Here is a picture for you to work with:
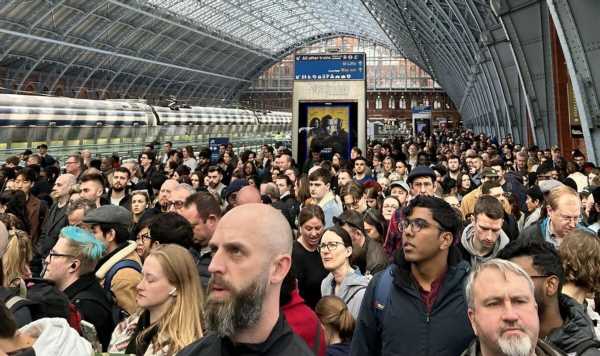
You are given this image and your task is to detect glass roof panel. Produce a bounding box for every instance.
[144,0,392,52]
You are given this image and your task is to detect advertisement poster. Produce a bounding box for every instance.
[298,102,357,164]
[209,137,229,163]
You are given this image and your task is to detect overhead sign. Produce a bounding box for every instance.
[294,53,365,81]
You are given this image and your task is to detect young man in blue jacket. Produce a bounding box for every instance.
[351,196,475,355]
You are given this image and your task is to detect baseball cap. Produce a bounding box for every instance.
[390,180,410,193]
[223,179,249,200]
[481,167,499,178]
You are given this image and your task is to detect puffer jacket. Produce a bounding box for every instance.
[321,268,370,319]
[20,318,94,356]
[459,222,510,266]
[351,246,475,356]
[544,294,600,356]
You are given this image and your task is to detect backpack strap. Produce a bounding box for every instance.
[374,265,394,331]
[103,259,142,291]
[5,295,27,310]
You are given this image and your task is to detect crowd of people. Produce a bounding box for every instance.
[0,129,599,355]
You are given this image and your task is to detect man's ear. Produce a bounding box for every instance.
[467,308,479,336]
[545,275,560,297]
[270,255,291,285]
[439,231,454,250]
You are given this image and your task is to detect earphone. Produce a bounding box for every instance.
[168,288,177,296]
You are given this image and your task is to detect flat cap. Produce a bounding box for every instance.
[83,205,131,227]
[406,165,436,185]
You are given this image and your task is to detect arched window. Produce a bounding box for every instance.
[399,96,406,109]
[388,96,395,109]
[376,95,383,110]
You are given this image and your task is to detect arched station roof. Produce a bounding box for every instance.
[0,1,599,160]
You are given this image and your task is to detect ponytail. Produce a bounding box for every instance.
[315,295,356,343]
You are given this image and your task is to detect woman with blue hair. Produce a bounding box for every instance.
[43,226,114,350]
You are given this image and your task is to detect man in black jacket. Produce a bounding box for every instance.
[177,204,313,356]
[32,173,76,276]
[351,196,475,356]
[180,192,222,289]
[42,226,114,350]
[498,238,600,355]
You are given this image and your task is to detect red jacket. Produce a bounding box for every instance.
[282,288,326,356]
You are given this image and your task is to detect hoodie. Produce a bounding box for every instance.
[459,223,509,266]
[19,318,93,356]
[321,268,370,319]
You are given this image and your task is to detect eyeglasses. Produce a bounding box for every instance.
[136,232,151,242]
[401,218,441,233]
[166,200,185,209]
[47,251,75,262]
[558,214,579,223]
[317,241,345,253]
[344,200,360,210]
[65,161,78,165]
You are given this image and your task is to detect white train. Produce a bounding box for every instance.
[0,94,291,159]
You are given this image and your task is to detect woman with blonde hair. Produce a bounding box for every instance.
[109,244,204,355]
[2,229,32,286]
[315,295,355,356]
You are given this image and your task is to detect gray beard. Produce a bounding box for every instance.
[497,334,534,356]
[204,274,267,338]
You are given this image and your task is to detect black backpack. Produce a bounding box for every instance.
[0,278,81,331]
[74,287,124,327]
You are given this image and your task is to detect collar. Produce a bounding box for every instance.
[63,272,99,299]
[221,313,292,354]
[95,241,137,279]
[544,218,561,248]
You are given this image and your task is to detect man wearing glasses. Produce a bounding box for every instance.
[64,154,83,179]
[340,182,368,214]
[352,196,474,355]
[498,239,600,355]
[519,185,591,247]
[43,226,113,350]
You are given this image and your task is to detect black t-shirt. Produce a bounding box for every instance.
[291,240,328,310]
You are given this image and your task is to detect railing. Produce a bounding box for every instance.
[0,137,291,164]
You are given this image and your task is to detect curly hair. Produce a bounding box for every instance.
[559,230,600,294]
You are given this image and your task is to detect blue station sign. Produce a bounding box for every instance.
[294,53,365,81]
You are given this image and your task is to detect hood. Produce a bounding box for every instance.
[460,223,509,264]
[318,191,339,209]
[321,268,369,301]
[95,240,137,279]
[21,318,93,356]
[546,294,598,353]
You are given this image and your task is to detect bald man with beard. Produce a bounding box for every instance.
[178,204,313,356]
